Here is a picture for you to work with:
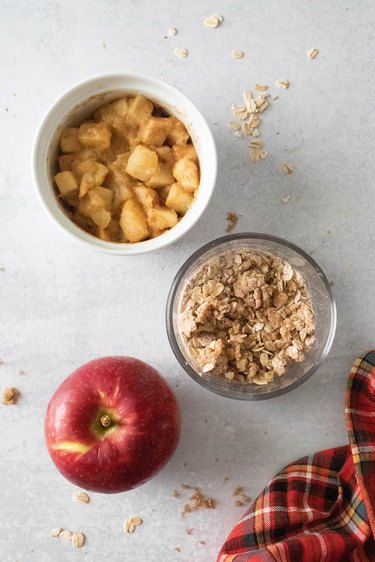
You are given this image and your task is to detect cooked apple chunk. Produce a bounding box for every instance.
[54,171,79,197]
[167,119,190,145]
[120,198,149,242]
[133,184,159,209]
[127,94,154,122]
[60,127,82,153]
[79,172,96,198]
[88,186,113,211]
[147,206,178,230]
[78,122,112,150]
[139,117,174,146]
[58,154,75,172]
[146,161,174,189]
[172,157,199,191]
[90,208,112,228]
[152,145,175,166]
[172,144,198,164]
[72,159,108,184]
[126,145,158,181]
[165,183,194,215]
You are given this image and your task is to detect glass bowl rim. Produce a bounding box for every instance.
[166,232,337,400]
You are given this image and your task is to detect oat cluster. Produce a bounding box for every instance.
[51,528,85,548]
[180,250,316,385]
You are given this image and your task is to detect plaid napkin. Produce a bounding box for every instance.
[218,351,375,561]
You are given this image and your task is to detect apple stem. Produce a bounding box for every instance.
[100,414,111,428]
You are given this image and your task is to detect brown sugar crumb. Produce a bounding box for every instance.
[179,249,315,385]
[175,547,181,553]
[185,527,194,535]
[224,476,230,482]
[198,540,206,545]
[182,487,217,516]
[233,485,252,506]
[233,486,244,496]
[181,483,194,490]
[226,212,239,233]
[172,490,182,498]
[2,387,21,405]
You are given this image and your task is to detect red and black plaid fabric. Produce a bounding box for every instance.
[218,351,375,561]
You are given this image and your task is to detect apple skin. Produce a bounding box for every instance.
[45,356,181,493]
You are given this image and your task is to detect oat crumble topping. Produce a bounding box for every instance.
[179,249,316,384]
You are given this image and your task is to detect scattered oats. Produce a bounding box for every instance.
[226,212,239,233]
[71,532,85,548]
[282,163,294,174]
[260,150,268,159]
[255,83,268,91]
[234,130,242,138]
[2,387,20,405]
[250,139,263,149]
[168,27,177,36]
[232,106,248,120]
[51,528,64,538]
[231,50,245,59]
[204,15,223,28]
[173,47,188,58]
[276,79,289,89]
[227,120,241,131]
[281,194,290,204]
[124,516,143,533]
[252,128,260,137]
[249,147,260,163]
[307,48,319,59]
[59,529,73,541]
[72,491,90,504]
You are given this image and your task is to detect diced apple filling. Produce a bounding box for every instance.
[54,171,79,197]
[172,157,199,191]
[126,145,158,182]
[55,94,200,243]
[120,199,149,242]
[78,122,112,150]
[147,206,178,230]
[165,183,194,215]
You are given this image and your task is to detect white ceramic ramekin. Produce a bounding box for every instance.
[32,73,217,255]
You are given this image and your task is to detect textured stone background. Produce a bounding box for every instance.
[1,1,374,560]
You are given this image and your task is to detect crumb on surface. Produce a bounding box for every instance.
[226,212,239,233]
[182,487,217,516]
[2,387,20,405]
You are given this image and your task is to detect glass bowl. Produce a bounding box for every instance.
[166,233,336,400]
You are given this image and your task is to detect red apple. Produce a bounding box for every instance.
[45,356,181,493]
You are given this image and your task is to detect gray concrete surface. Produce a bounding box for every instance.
[1,1,375,560]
